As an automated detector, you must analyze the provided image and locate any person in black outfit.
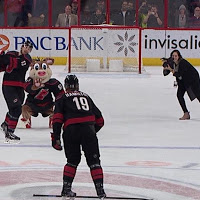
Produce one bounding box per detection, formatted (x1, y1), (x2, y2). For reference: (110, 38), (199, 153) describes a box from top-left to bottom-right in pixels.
(163, 50), (200, 120)
(80, 5), (92, 25)
(0, 40), (33, 142)
(51, 74), (106, 199)
(111, 0), (135, 26)
(90, 7), (106, 25)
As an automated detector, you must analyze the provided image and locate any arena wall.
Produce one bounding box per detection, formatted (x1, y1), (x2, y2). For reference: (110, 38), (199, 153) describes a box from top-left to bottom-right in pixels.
(0, 28), (200, 66)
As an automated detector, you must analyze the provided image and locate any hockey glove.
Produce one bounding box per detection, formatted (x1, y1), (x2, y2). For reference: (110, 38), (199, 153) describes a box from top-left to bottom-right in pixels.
(51, 132), (62, 151)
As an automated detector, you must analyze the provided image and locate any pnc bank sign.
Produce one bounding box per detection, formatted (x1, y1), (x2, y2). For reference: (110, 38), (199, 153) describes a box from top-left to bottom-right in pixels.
(0, 31), (139, 58)
(12, 36), (104, 51)
(0, 34), (104, 52)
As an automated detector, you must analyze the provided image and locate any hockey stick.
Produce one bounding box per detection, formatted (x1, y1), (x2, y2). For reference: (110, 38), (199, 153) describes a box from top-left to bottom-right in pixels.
(33, 194), (153, 200)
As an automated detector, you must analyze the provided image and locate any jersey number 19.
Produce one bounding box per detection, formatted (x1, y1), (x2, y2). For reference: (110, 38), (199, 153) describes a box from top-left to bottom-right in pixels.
(73, 97), (89, 111)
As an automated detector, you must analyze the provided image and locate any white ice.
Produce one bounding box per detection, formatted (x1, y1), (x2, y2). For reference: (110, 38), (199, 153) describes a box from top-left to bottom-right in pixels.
(0, 66), (200, 200)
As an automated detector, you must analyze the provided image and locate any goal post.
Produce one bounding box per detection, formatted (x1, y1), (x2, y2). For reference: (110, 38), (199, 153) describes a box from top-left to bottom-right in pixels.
(67, 25), (142, 73)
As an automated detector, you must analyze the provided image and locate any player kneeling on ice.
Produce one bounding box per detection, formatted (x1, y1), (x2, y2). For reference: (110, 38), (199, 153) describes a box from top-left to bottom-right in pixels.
(19, 58), (64, 128)
(51, 75), (106, 199)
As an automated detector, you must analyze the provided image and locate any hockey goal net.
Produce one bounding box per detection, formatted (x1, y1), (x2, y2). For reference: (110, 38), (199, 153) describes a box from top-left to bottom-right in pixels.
(67, 26), (142, 73)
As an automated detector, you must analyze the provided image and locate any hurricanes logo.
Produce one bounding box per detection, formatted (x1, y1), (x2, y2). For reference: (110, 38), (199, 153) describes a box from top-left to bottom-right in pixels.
(114, 31), (138, 56)
(0, 35), (10, 52)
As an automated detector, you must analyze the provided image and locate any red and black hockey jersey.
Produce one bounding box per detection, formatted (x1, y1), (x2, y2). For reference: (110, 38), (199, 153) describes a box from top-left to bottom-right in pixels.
(24, 77), (65, 109)
(53, 90), (104, 135)
(2, 51), (32, 88)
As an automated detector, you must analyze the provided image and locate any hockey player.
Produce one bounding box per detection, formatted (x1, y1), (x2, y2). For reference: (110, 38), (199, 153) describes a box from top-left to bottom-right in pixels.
(51, 74), (106, 199)
(1, 40), (33, 142)
(21, 57), (65, 128)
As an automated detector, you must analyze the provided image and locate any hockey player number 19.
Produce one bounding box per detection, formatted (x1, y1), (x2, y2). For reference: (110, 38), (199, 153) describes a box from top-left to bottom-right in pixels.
(73, 97), (89, 111)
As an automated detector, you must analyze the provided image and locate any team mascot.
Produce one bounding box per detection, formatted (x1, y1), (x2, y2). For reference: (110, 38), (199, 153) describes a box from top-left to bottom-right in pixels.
(17, 57), (64, 128)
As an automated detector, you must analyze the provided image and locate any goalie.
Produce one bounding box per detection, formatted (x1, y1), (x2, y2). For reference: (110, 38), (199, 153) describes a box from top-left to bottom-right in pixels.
(19, 58), (64, 128)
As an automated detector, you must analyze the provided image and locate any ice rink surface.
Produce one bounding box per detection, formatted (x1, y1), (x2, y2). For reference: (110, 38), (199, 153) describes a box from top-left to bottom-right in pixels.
(0, 66), (200, 200)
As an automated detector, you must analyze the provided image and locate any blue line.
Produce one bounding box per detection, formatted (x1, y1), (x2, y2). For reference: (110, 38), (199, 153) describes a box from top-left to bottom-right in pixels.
(0, 144), (200, 149)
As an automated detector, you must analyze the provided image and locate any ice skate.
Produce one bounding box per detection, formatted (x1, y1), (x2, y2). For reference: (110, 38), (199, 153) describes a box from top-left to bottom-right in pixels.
(2, 124), (20, 144)
(4, 130), (20, 144)
(61, 182), (76, 200)
(97, 188), (106, 199)
(61, 194), (76, 200)
(179, 112), (190, 120)
(95, 183), (106, 199)
(61, 189), (76, 200)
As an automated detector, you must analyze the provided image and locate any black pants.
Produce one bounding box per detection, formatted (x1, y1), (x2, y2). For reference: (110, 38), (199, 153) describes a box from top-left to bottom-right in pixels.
(62, 124), (104, 187)
(177, 82), (200, 113)
(177, 85), (188, 113)
(2, 85), (25, 130)
(63, 124), (101, 167)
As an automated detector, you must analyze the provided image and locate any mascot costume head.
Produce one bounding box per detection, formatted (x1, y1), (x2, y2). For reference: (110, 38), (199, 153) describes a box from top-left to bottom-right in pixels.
(29, 57), (54, 88)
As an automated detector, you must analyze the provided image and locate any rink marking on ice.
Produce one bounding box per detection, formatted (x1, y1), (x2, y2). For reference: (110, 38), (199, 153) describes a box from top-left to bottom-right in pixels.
(0, 144), (200, 149)
(1, 165), (200, 172)
(182, 163), (199, 168)
(0, 182), (190, 200)
(0, 171), (200, 200)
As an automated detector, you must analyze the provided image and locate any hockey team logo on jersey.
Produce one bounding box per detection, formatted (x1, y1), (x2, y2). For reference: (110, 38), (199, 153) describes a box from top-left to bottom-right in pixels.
(13, 98), (18, 103)
(0, 34), (10, 52)
(35, 89), (49, 100)
(113, 31), (138, 56)
(21, 60), (26, 66)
